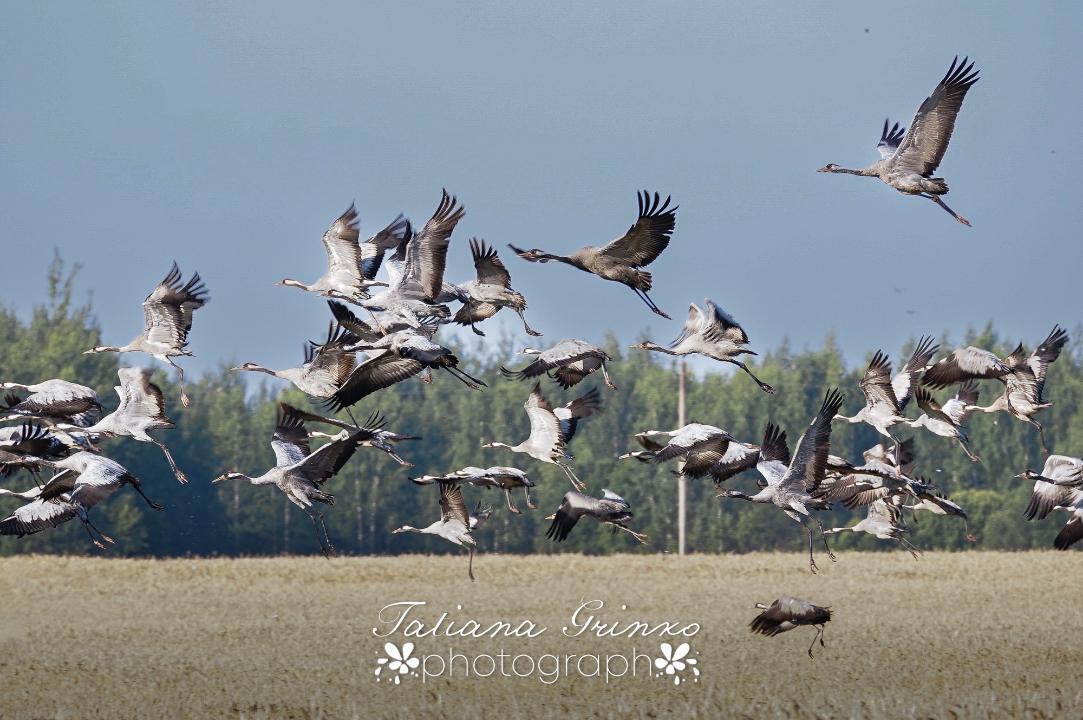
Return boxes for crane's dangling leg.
[807,627,820,659]
[443,365,487,390]
[469,324,486,337]
[129,482,164,511]
[631,287,671,320]
[814,517,837,562]
[963,518,977,543]
[152,439,188,484]
[1031,418,1050,455]
[898,536,922,560]
[504,488,521,514]
[600,362,618,391]
[515,308,543,337]
[557,462,586,492]
[164,356,190,408]
[729,360,775,394]
[467,546,475,582]
[806,527,819,574]
[77,507,113,549]
[608,522,649,545]
[524,486,537,510]
[956,434,981,463]
[921,193,971,227]
[305,508,335,558]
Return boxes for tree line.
[1,257,1079,557]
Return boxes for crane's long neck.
[636,342,679,355]
[280,279,314,292]
[239,364,279,377]
[825,166,878,177]
[968,396,1007,414]
[833,412,862,424]
[0,382,31,392]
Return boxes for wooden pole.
[678,360,687,556]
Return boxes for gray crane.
[362,191,463,329]
[544,489,648,544]
[325,327,486,412]
[720,389,845,573]
[822,499,921,558]
[212,405,381,556]
[0,378,103,428]
[901,480,976,542]
[84,262,209,407]
[632,423,736,480]
[1020,457,1083,551]
[278,404,420,468]
[630,300,774,393]
[278,203,406,303]
[907,384,981,462]
[750,596,832,658]
[501,338,617,390]
[450,239,541,337]
[833,337,938,452]
[392,481,493,581]
[74,368,188,483]
[509,190,676,318]
[0,452,163,549]
[231,323,356,399]
[413,466,536,514]
[927,326,1069,453]
[482,383,602,491]
[818,56,979,226]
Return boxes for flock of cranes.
[0,53,1077,652]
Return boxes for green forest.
[2,258,1080,557]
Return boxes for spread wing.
[470,238,512,288]
[555,387,602,445]
[321,203,364,278]
[890,56,979,177]
[439,481,471,529]
[0,496,78,536]
[876,118,906,159]
[408,190,465,301]
[114,367,171,424]
[271,404,312,467]
[142,262,209,348]
[292,425,382,485]
[323,351,425,412]
[305,323,357,394]
[700,300,749,346]
[359,213,409,281]
[892,336,938,411]
[940,381,979,425]
[598,190,676,267]
[922,346,1009,388]
[524,383,565,457]
[779,389,844,493]
[1026,325,1069,400]
[708,441,761,484]
[860,351,900,412]
[668,303,704,348]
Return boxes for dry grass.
[0,552,1080,719]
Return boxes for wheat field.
[0,552,1080,719]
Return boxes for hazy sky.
[2,2,1080,378]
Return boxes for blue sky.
[2,2,1080,377]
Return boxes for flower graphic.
[374,642,420,685]
[654,642,700,685]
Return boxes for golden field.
[0,552,1080,719]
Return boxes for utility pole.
[677,360,687,556]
